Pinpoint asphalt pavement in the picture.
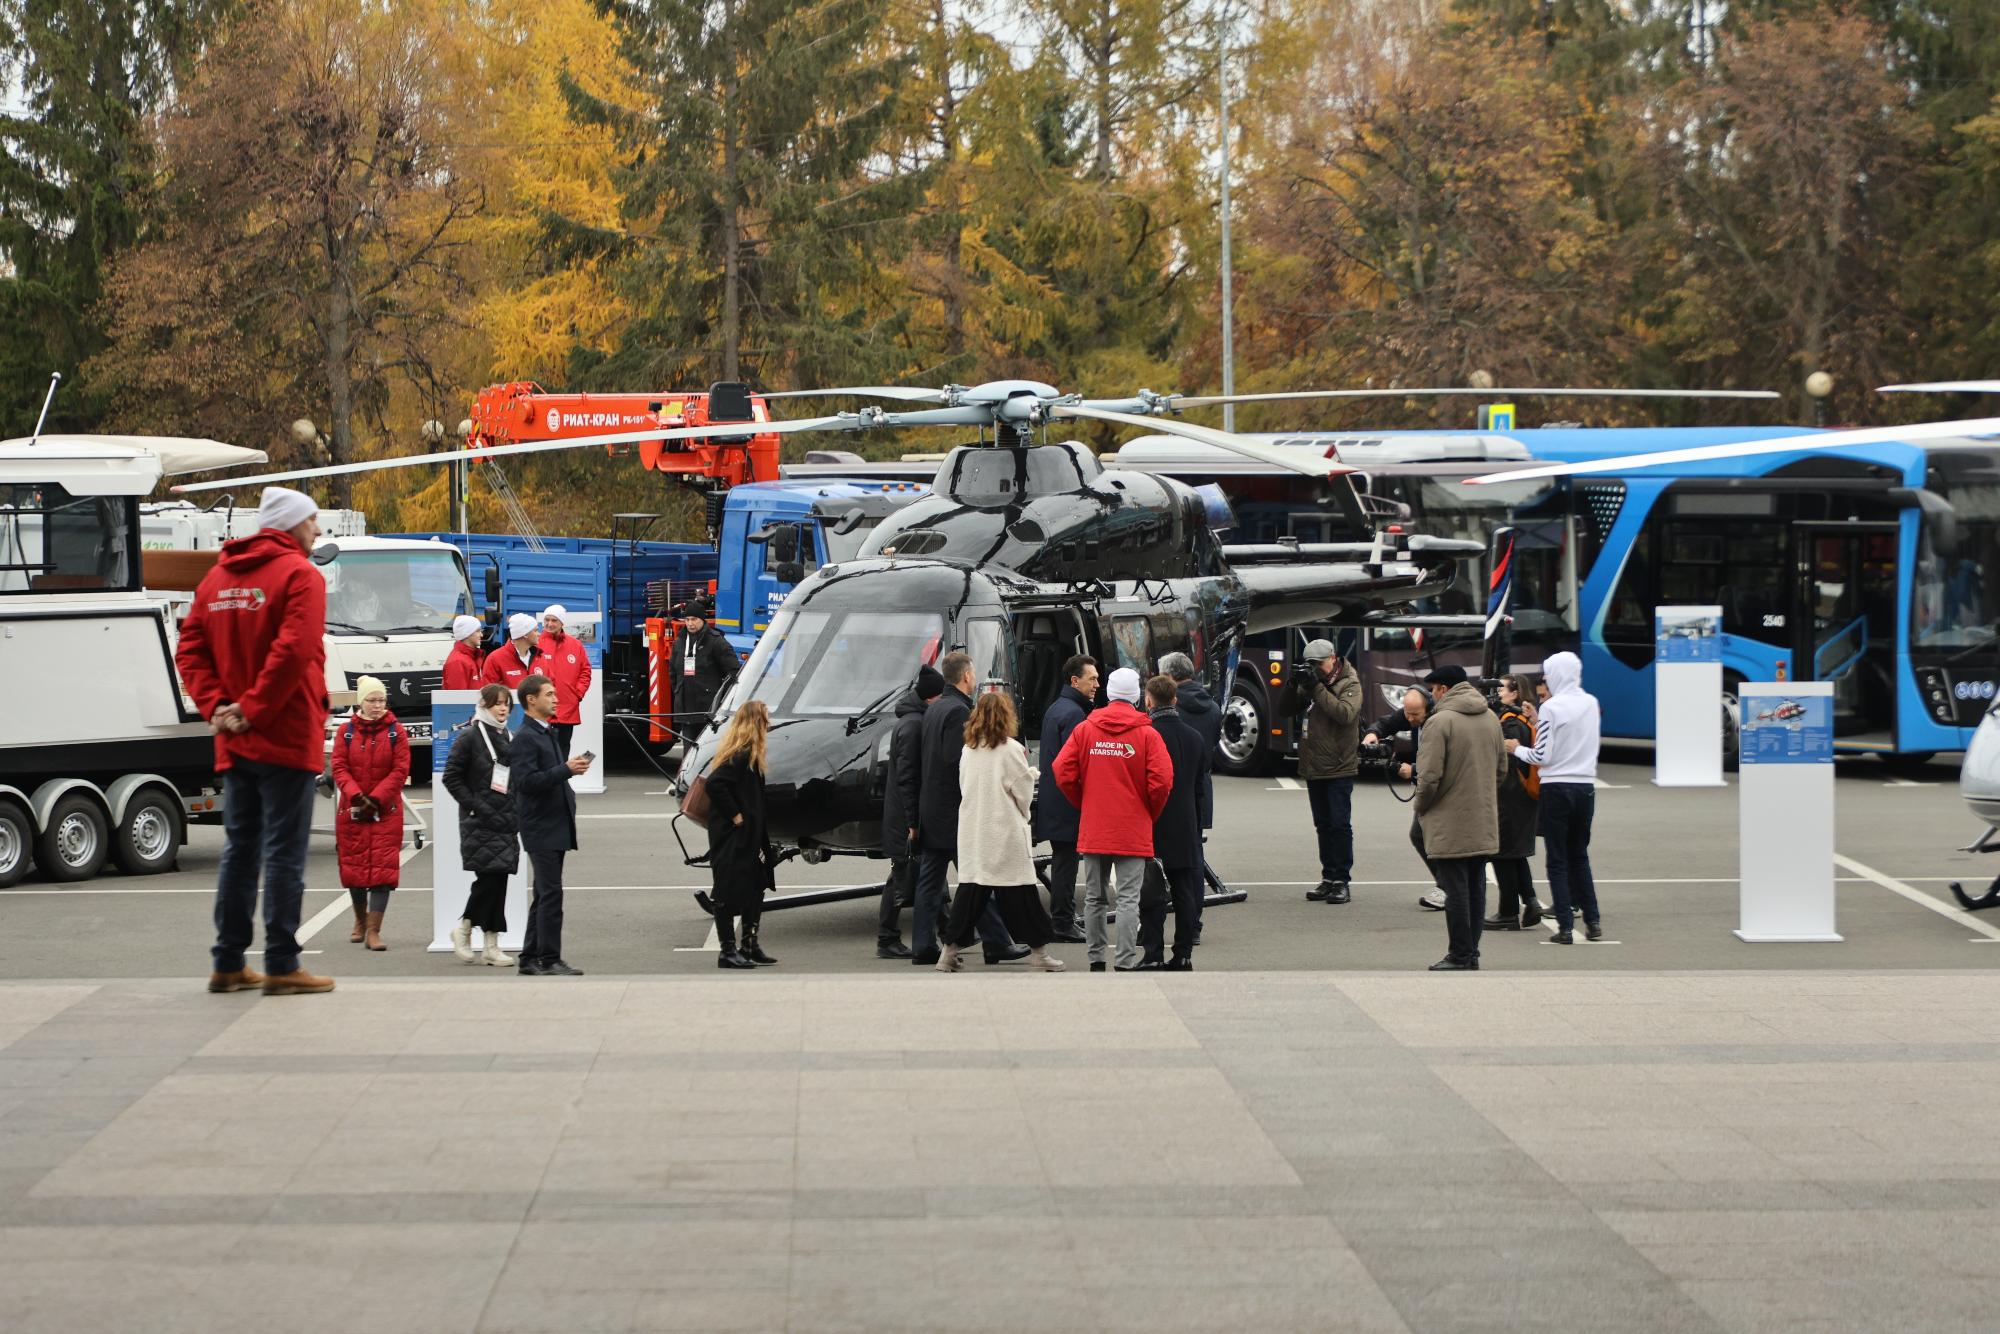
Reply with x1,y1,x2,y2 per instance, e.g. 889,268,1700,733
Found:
3,749,1994,978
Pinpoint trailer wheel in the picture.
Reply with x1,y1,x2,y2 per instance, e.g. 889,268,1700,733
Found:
112,789,181,876
36,793,107,883
1215,670,1277,778
0,802,31,888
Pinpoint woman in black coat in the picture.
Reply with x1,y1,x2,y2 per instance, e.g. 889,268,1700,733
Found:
442,684,522,965
1487,674,1546,931
704,700,777,970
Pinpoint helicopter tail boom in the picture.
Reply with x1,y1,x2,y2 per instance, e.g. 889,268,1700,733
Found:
1235,560,1459,634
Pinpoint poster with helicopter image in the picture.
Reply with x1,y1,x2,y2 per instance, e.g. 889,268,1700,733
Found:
1739,690,1833,765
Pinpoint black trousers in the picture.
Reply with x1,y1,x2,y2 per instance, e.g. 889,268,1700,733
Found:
1492,858,1537,917
878,855,912,946
715,907,761,952
1435,857,1486,962
1046,840,1080,932
1541,783,1600,932
523,849,566,964
463,870,508,932
1139,863,1202,963
551,723,575,759
945,884,1052,950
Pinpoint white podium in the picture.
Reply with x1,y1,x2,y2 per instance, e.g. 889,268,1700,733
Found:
1654,605,1725,787
428,690,530,953
1735,681,1840,942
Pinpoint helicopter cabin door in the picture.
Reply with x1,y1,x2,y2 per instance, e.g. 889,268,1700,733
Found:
1790,522,1898,738
1010,605,1094,742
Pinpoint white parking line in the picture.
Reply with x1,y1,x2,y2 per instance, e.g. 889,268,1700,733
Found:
1270,777,1303,791
672,923,722,953
1834,853,2000,943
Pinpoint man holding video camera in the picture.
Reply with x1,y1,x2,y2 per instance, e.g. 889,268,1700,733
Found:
1281,638,1362,904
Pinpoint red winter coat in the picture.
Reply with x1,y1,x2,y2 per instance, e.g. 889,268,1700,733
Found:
174,529,329,773
441,638,484,690
331,709,410,888
1052,700,1174,858
538,629,593,725
480,639,540,691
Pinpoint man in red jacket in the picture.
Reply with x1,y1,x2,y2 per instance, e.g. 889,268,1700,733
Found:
1053,666,1173,972
174,486,336,997
441,614,485,689
537,604,593,758
481,613,541,689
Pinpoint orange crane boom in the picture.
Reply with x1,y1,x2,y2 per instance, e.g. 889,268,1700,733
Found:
466,381,783,492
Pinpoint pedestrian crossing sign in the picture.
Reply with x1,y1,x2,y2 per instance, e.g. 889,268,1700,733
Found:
1478,402,1517,430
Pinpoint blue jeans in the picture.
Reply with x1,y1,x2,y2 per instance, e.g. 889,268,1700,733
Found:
212,760,317,976
1540,783,1599,932
1305,777,1355,883
912,848,1014,958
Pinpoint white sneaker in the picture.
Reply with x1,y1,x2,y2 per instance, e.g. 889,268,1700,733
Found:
451,919,475,962
481,935,515,967
1028,948,1065,972
1417,891,1446,911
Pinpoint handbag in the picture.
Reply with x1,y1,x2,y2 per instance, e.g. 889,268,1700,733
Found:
679,772,712,826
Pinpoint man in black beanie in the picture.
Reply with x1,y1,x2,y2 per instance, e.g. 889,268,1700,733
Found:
876,664,946,958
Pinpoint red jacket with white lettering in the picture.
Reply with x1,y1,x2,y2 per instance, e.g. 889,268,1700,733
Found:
331,709,410,888
441,638,484,690
174,529,329,773
480,639,539,691
537,629,593,725
1051,700,1174,858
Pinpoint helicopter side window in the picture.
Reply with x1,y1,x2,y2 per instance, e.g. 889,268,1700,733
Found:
1111,616,1152,675
963,617,1014,704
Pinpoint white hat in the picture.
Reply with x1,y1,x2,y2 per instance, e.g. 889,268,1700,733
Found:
256,486,317,533
541,604,567,624
452,614,481,642
1106,667,1142,703
507,612,537,640
355,675,387,702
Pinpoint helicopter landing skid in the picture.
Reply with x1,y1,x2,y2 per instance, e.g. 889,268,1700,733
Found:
1950,829,2000,910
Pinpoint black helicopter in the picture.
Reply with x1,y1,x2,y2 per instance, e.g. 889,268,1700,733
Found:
185,376,1764,907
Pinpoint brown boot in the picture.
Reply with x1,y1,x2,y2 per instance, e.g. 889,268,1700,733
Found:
349,893,366,944
364,910,386,952
207,968,267,993
262,968,335,995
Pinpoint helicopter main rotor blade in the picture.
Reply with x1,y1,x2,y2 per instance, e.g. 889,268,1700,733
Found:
1879,381,2000,395
1464,416,2000,486
171,415,856,492
1050,404,1354,480
1173,387,1780,408
758,386,950,402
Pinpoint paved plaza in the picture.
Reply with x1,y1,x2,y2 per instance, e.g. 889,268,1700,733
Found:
4,970,2000,1333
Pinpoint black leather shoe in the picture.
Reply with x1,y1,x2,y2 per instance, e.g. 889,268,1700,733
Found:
741,943,778,966
516,959,549,976
1550,929,1574,944
1306,881,1333,901
1050,927,1087,944
912,949,940,967
717,951,757,969
1089,961,1107,972
1585,921,1604,942
1519,899,1545,928
544,960,584,976
1163,957,1192,971
1428,957,1472,971
876,941,914,959
1328,881,1351,905
1483,914,1522,930
1136,959,1165,970
984,944,1032,965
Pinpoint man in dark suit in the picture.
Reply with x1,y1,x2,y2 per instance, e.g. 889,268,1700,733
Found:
513,674,590,976
876,664,945,959
1141,674,1209,969
911,652,1026,968
1031,654,1097,943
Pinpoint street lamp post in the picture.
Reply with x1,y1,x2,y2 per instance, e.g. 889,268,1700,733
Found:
1217,3,1236,434
1805,371,1833,428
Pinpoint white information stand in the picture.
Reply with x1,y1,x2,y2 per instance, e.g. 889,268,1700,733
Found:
427,690,530,954
1654,605,1725,787
1735,681,1840,942
565,611,606,795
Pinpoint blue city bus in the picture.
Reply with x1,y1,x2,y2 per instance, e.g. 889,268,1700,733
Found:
1119,426,2000,765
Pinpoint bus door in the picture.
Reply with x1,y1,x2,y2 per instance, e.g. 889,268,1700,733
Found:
1792,522,1899,736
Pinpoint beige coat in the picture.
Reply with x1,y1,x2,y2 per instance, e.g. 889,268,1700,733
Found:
1413,683,1507,859
956,738,1038,886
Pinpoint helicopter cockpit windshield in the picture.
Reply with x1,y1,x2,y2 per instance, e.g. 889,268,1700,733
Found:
729,607,948,718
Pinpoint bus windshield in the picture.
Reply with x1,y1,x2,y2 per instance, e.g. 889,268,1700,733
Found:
731,607,945,716
1913,478,2000,650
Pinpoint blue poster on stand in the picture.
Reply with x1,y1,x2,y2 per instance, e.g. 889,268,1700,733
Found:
1656,609,1722,664
1739,694,1833,765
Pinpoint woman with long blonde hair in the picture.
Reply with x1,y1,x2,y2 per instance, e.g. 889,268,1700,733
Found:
705,702,776,969
938,692,1064,973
